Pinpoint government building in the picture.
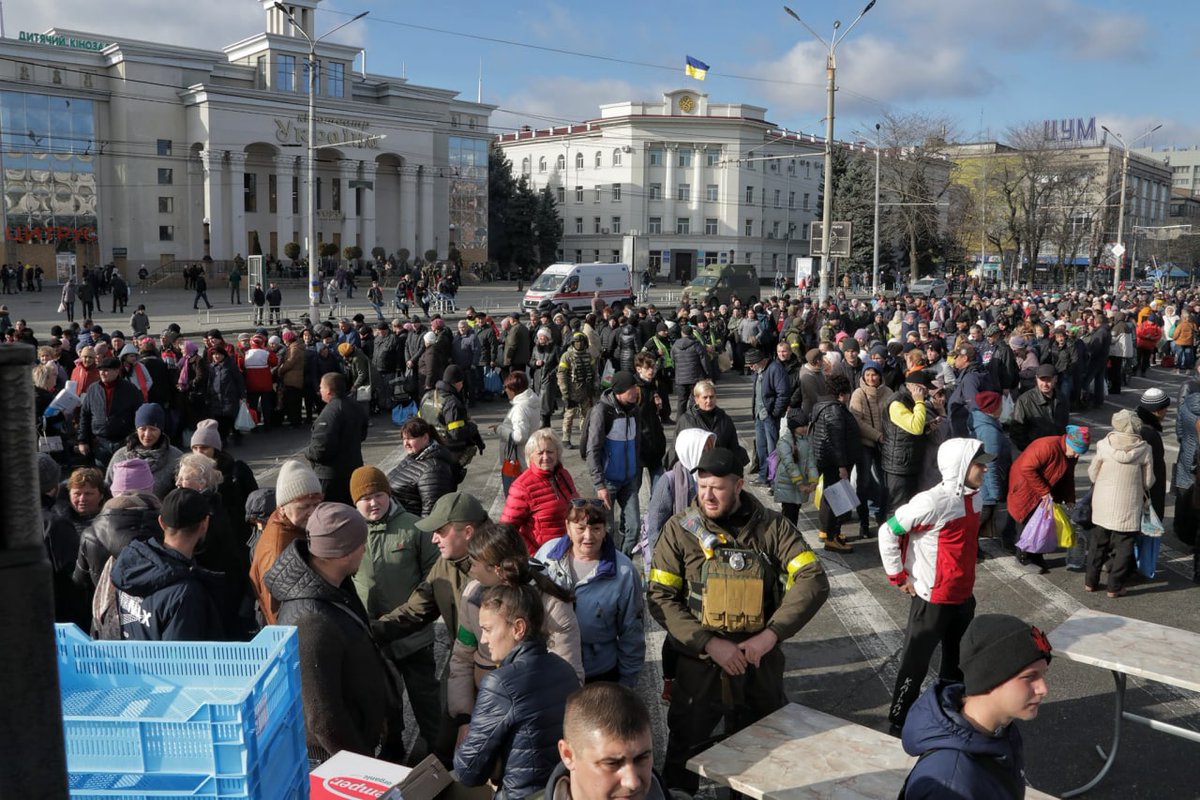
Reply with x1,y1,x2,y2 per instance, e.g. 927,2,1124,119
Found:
2,0,493,282
496,90,824,284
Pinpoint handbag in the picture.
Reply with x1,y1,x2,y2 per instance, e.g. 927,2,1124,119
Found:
501,436,523,480
355,385,372,402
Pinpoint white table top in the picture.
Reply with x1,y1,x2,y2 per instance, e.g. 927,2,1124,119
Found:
687,702,1057,799
1048,608,1200,693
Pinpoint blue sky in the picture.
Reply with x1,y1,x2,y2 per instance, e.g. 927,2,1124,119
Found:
15,0,1200,150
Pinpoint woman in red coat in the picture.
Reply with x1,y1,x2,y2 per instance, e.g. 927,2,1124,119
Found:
1134,315,1163,376
501,428,579,554
1007,426,1088,572
70,346,101,396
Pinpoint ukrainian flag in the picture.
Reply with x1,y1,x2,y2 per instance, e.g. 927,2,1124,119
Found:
685,56,709,81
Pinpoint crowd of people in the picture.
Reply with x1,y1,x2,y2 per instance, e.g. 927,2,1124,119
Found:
24,275,1200,799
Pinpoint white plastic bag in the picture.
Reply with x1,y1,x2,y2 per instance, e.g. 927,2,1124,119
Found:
1000,393,1015,424
234,401,255,432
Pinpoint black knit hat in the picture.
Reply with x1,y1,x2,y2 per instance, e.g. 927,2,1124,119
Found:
960,614,1053,696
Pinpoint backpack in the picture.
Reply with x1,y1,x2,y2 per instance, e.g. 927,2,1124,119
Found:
91,556,123,640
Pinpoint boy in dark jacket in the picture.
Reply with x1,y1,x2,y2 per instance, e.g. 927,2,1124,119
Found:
109,488,225,641
900,613,1051,800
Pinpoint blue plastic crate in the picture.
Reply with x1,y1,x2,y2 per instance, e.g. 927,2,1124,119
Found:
56,624,303,777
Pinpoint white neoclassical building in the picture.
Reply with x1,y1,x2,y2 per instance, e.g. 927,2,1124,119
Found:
2,0,493,281
496,90,824,283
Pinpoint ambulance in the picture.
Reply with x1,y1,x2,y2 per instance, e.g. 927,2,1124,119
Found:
522,262,634,313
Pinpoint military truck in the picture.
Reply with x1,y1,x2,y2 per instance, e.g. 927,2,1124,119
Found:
681,263,759,306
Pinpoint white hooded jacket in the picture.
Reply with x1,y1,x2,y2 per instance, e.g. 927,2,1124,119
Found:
878,438,987,604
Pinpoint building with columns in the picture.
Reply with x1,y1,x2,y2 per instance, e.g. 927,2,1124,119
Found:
495,90,824,283
2,0,493,282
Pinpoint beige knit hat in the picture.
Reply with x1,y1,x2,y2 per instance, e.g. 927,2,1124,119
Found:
1111,409,1143,436
276,459,322,507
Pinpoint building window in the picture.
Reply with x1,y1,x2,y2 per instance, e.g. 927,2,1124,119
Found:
327,62,344,98
774,189,781,208
805,162,812,178
277,54,296,92
611,250,621,262
788,159,796,175
158,197,173,214
772,253,779,270
611,217,621,234
745,185,753,204
292,175,300,214
612,183,621,201
706,184,719,202
332,178,341,212
575,152,584,169
244,173,257,213
744,219,753,236
676,217,690,234
648,217,662,234
761,188,767,205
556,186,565,204
649,251,662,271
538,157,547,173
157,168,173,185
594,217,602,233
772,221,781,237
594,185,602,203
613,148,622,166
802,193,810,211
704,252,719,266
575,186,584,203
649,148,663,166
595,151,602,168
268,174,278,214
789,191,795,209
156,139,172,156
574,249,583,263
159,225,174,241
556,154,565,170
678,149,693,168
705,218,718,235
649,183,662,200
521,157,531,175
677,183,691,201
575,217,583,234
256,56,267,88
801,223,809,240
706,148,720,166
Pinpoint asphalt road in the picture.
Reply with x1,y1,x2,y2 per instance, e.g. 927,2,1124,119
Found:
14,281,1199,798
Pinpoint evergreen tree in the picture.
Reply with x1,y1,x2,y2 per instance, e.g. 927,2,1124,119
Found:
830,148,880,277
508,177,539,271
533,187,562,268
488,141,519,268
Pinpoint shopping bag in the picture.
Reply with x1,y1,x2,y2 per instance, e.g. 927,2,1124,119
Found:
1016,497,1057,554
1070,488,1095,531
1134,533,1161,579
600,361,615,390
999,393,1015,424
391,400,418,427
766,450,779,483
56,302,65,313
234,401,255,432
355,385,372,402
483,366,503,395
1140,501,1165,538
717,351,732,372
1052,502,1075,549
814,475,824,510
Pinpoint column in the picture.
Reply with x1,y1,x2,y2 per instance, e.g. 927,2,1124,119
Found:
663,144,676,234
274,155,295,255
340,161,357,250
201,150,226,260
419,167,435,259
227,152,247,259
360,162,377,256
400,165,418,257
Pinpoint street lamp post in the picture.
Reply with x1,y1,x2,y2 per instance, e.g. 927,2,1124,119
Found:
784,1,876,304
1101,123,1161,294
274,3,368,323
870,124,881,296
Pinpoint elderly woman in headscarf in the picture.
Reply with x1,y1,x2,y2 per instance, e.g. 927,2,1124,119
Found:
822,349,855,388
529,326,560,429
888,310,904,341
178,339,209,433
1086,410,1153,597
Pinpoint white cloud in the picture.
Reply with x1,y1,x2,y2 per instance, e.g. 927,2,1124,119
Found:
492,77,673,133
1095,114,1200,152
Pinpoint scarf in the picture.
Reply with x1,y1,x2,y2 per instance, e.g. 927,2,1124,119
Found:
178,342,198,389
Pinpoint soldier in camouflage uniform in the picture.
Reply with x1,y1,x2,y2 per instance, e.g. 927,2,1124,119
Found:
647,447,830,793
557,331,596,448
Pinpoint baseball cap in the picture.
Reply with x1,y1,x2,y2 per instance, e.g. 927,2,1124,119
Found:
161,487,211,529
692,447,744,478
415,492,488,532
1035,363,1057,379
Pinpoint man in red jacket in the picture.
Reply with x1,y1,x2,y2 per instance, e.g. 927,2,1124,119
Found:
1007,425,1088,574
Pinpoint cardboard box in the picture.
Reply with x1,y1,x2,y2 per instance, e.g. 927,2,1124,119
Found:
310,752,452,800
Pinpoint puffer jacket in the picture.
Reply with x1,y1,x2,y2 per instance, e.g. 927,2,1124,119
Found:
389,441,461,516
615,324,639,373
969,408,1011,507
371,331,403,376
536,536,645,686
1135,406,1167,519
948,363,995,438
809,398,861,472
675,405,741,456
74,493,163,592
448,579,584,719
900,680,1026,800
205,358,245,418
849,383,891,449
1007,435,1077,524
453,638,579,800
1087,431,1153,532
1174,390,1200,490
105,436,184,499
773,422,818,505
497,389,541,469
500,464,579,554
109,537,226,641
264,539,393,762
879,438,984,604
530,343,560,417
584,390,639,489
1136,319,1163,350
671,335,709,385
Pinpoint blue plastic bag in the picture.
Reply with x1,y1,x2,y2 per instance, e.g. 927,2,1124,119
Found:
483,366,503,395
391,400,418,427
1016,497,1057,554
1134,533,1161,579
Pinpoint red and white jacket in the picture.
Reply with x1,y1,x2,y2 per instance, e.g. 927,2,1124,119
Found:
242,346,277,393
878,437,984,604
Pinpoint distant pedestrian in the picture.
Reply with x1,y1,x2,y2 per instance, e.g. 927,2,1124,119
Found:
266,282,283,325
252,283,266,325
60,277,77,323
193,271,212,310
228,264,243,304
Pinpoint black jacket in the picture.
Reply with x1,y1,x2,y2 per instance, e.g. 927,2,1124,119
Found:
986,340,1017,392
948,362,995,438
672,406,745,466
389,441,462,516
109,537,226,641
1135,406,1167,519
881,389,927,477
454,638,579,800
1008,387,1069,451
372,331,403,374
636,376,667,470
671,335,709,385
809,399,862,472
615,325,639,373
74,494,162,592
79,378,144,448
306,394,368,481
264,539,393,761
205,358,245,419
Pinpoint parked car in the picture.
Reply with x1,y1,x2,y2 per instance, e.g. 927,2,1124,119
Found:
910,277,949,298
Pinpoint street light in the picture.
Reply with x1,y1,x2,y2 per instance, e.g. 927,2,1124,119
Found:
784,1,876,303
274,2,368,322
1101,123,1162,294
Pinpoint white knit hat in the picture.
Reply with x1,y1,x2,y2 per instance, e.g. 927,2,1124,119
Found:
276,459,322,507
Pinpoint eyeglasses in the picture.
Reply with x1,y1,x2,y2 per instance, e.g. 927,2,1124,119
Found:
570,498,607,509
